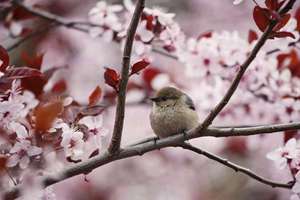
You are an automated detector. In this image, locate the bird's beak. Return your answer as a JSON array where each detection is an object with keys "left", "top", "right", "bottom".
[{"left": 150, "top": 97, "right": 160, "bottom": 102}]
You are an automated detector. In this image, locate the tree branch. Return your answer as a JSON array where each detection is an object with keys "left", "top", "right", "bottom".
[
  {"left": 193, "top": 0, "right": 296, "bottom": 134},
  {"left": 108, "top": 0, "right": 145, "bottom": 153},
  {"left": 179, "top": 142, "right": 293, "bottom": 189},
  {"left": 11, "top": 0, "right": 88, "bottom": 32},
  {"left": 5, "top": 121, "right": 300, "bottom": 198}
]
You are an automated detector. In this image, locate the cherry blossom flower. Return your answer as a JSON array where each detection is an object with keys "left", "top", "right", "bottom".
[
  {"left": 6, "top": 140, "right": 42, "bottom": 169},
  {"left": 79, "top": 114, "right": 109, "bottom": 152},
  {"left": 233, "top": 0, "right": 244, "bottom": 5},
  {"left": 88, "top": 1, "right": 124, "bottom": 41},
  {"left": 8, "top": 122, "right": 29, "bottom": 139},
  {"left": 0, "top": 80, "right": 38, "bottom": 129},
  {"left": 144, "top": 7, "right": 175, "bottom": 26},
  {"left": 266, "top": 138, "right": 300, "bottom": 169},
  {"left": 56, "top": 122, "right": 85, "bottom": 160},
  {"left": 291, "top": 171, "right": 300, "bottom": 200}
]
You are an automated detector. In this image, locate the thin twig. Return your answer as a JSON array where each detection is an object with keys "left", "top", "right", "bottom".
[
  {"left": 108, "top": 0, "right": 145, "bottom": 153},
  {"left": 5, "top": 168, "right": 17, "bottom": 186},
  {"left": 11, "top": 0, "right": 88, "bottom": 32},
  {"left": 179, "top": 142, "right": 294, "bottom": 189},
  {"left": 5, "top": 121, "right": 300, "bottom": 198},
  {"left": 193, "top": 0, "right": 296, "bottom": 134}
]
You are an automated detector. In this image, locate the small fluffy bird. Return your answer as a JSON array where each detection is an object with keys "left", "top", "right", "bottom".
[{"left": 150, "top": 87, "right": 199, "bottom": 138}]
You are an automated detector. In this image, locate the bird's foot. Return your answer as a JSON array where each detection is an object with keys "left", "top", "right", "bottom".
[{"left": 182, "top": 130, "right": 189, "bottom": 141}]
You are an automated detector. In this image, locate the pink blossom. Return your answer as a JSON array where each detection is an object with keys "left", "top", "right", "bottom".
[
  {"left": 233, "top": 0, "right": 244, "bottom": 5},
  {"left": 79, "top": 114, "right": 109, "bottom": 151},
  {"left": 88, "top": 1, "right": 123, "bottom": 40},
  {"left": 6, "top": 140, "right": 42, "bottom": 169},
  {"left": 57, "top": 122, "right": 85, "bottom": 160},
  {"left": 266, "top": 138, "right": 300, "bottom": 169}
]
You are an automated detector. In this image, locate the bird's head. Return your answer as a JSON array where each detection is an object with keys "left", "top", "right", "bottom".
[{"left": 150, "top": 87, "right": 184, "bottom": 108}]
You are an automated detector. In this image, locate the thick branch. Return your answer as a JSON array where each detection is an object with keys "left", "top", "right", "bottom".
[
  {"left": 108, "top": 0, "right": 145, "bottom": 153},
  {"left": 5, "top": 121, "right": 300, "bottom": 198},
  {"left": 179, "top": 142, "right": 293, "bottom": 189}
]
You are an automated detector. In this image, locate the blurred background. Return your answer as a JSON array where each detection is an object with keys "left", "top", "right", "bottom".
[{"left": 2, "top": 0, "right": 300, "bottom": 199}]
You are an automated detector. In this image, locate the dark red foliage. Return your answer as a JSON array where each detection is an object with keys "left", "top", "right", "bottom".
[
  {"left": 225, "top": 137, "right": 248, "bottom": 155},
  {"left": 273, "top": 14, "right": 291, "bottom": 32},
  {"left": 9, "top": 5, "right": 36, "bottom": 21},
  {"left": 253, "top": 6, "right": 271, "bottom": 32},
  {"left": 34, "top": 100, "right": 64, "bottom": 133},
  {"left": 130, "top": 59, "right": 150, "bottom": 76},
  {"left": 88, "top": 86, "right": 102, "bottom": 106},
  {"left": 21, "top": 52, "right": 44, "bottom": 70},
  {"left": 0, "top": 45, "right": 9, "bottom": 72},
  {"left": 265, "top": 0, "right": 285, "bottom": 11},
  {"left": 104, "top": 67, "right": 120, "bottom": 92},
  {"left": 277, "top": 50, "right": 300, "bottom": 77},
  {"left": 295, "top": 6, "right": 300, "bottom": 32},
  {"left": 2, "top": 67, "right": 43, "bottom": 80},
  {"left": 284, "top": 130, "right": 298, "bottom": 143},
  {"left": 51, "top": 79, "right": 67, "bottom": 94},
  {"left": 0, "top": 155, "right": 7, "bottom": 173},
  {"left": 197, "top": 31, "right": 213, "bottom": 40},
  {"left": 270, "top": 31, "right": 295, "bottom": 39},
  {"left": 142, "top": 67, "right": 161, "bottom": 90},
  {"left": 248, "top": 29, "right": 258, "bottom": 43}
]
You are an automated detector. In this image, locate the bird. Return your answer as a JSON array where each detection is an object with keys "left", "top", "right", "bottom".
[{"left": 150, "top": 86, "right": 199, "bottom": 138}]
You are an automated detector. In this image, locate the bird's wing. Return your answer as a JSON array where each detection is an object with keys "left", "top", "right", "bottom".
[{"left": 184, "top": 94, "right": 196, "bottom": 110}]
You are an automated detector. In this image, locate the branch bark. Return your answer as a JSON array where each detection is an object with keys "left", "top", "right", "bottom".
[
  {"left": 193, "top": 0, "right": 296, "bottom": 134},
  {"left": 3, "top": 0, "right": 299, "bottom": 198},
  {"left": 5, "top": 121, "right": 300, "bottom": 198},
  {"left": 179, "top": 142, "right": 293, "bottom": 189},
  {"left": 108, "top": 0, "right": 145, "bottom": 153}
]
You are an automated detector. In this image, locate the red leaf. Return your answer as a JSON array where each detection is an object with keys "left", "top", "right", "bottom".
[
  {"left": 0, "top": 155, "right": 7, "bottom": 173},
  {"left": 21, "top": 52, "right": 44, "bottom": 70},
  {"left": 0, "top": 45, "right": 9, "bottom": 72},
  {"left": 34, "top": 100, "right": 64, "bottom": 132},
  {"left": 3, "top": 67, "right": 43, "bottom": 80},
  {"left": 274, "top": 14, "right": 291, "bottom": 32},
  {"left": 225, "top": 137, "right": 248, "bottom": 155},
  {"left": 197, "top": 31, "right": 213, "bottom": 40},
  {"left": 22, "top": 66, "right": 65, "bottom": 97},
  {"left": 277, "top": 50, "right": 300, "bottom": 77},
  {"left": 248, "top": 29, "right": 258, "bottom": 43},
  {"left": 51, "top": 79, "right": 67, "bottom": 94},
  {"left": 253, "top": 6, "right": 270, "bottom": 32},
  {"left": 89, "top": 149, "right": 99, "bottom": 158},
  {"left": 104, "top": 67, "right": 120, "bottom": 92},
  {"left": 10, "top": 6, "right": 36, "bottom": 21},
  {"left": 284, "top": 130, "right": 297, "bottom": 143},
  {"left": 130, "top": 59, "right": 150, "bottom": 76},
  {"left": 142, "top": 67, "right": 161, "bottom": 90},
  {"left": 295, "top": 7, "right": 300, "bottom": 32},
  {"left": 88, "top": 86, "right": 102, "bottom": 106},
  {"left": 271, "top": 31, "right": 295, "bottom": 39},
  {"left": 145, "top": 15, "right": 154, "bottom": 31},
  {"left": 265, "top": 0, "right": 278, "bottom": 11}
]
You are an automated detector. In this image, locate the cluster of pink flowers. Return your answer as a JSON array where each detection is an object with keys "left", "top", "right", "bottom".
[
  {"left": 86, "top": 1, "right": 300, "bottom": 198},
  {"left": 0, "top": 0, "right": 300, "bottom": 199}
]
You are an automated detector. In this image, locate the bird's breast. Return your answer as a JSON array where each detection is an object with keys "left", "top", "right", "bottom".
[{"left": 150, "top": 107, "right": 198, "bottom": 138}]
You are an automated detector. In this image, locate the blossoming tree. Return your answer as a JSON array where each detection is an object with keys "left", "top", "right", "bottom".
[{"left": 1, "top": 0, "right": 300, "bottom": 199}]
